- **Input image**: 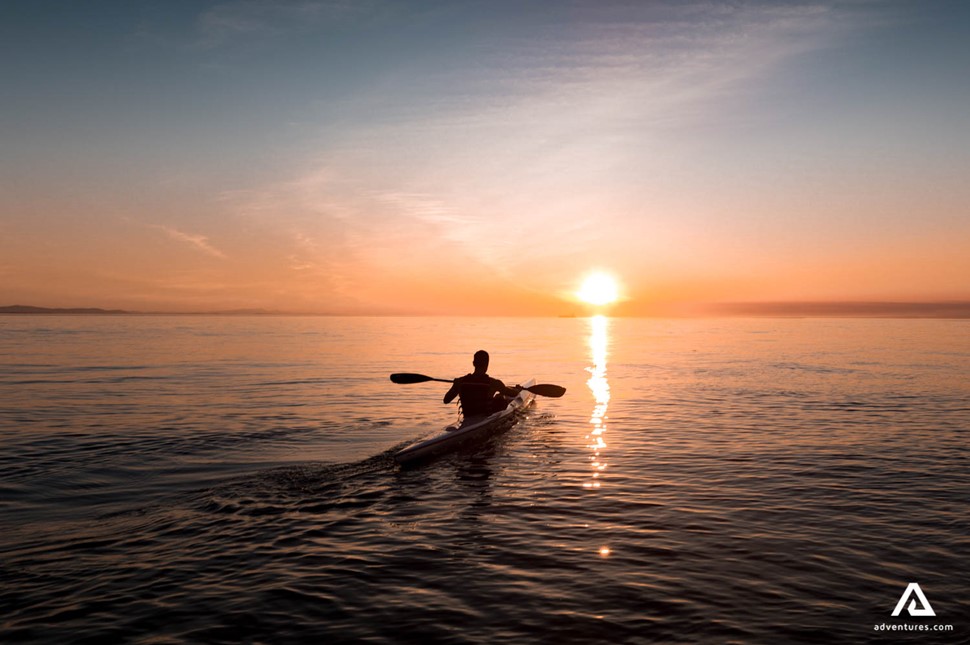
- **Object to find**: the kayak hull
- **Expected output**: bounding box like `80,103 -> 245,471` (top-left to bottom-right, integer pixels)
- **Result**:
394,378 -> 536,465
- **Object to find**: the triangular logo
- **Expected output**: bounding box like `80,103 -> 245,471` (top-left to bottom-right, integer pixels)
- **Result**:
891,583 -> 936,617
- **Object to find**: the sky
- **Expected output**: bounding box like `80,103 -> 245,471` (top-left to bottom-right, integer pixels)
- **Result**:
2,0 -> 969,315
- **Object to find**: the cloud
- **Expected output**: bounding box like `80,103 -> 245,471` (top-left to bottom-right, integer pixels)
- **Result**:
371,191 -> 478,239
287,0 -> 881,223
326,2 -> 876,145
216,172 -> 370,301
151,225 -> 227,259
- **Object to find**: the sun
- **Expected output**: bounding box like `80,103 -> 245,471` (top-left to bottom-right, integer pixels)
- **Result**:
577,272 -> 619,306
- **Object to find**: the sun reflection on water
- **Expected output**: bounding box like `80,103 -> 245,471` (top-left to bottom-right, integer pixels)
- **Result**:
584,316 -> 610,498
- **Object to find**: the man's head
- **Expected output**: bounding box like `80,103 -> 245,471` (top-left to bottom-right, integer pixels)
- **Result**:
472,350 -> 489,372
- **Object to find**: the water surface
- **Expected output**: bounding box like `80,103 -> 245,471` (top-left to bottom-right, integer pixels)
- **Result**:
2,316 -> 968,642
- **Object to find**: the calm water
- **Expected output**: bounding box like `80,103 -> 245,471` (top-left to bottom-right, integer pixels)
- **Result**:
1,316 -> 968,643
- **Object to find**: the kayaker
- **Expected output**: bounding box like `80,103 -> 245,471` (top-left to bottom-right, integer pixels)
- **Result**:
444,350 -> 522,417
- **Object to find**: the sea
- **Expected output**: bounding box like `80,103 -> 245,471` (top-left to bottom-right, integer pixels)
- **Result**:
1,315 -> 968,644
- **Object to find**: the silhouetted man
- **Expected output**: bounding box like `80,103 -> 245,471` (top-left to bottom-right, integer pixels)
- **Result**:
444,350 -> 521,417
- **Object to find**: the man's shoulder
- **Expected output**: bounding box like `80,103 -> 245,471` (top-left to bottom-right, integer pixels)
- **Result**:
457,373 -> 496,386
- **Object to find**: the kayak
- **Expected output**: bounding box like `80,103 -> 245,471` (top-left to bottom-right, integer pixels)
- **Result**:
394,378 -> 536,465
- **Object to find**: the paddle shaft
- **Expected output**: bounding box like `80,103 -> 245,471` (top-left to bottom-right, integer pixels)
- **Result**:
390,373 -> 565,398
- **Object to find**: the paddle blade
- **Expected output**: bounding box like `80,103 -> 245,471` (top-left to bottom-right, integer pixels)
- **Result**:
390,373 -> 435,384
526,383 -> 566,398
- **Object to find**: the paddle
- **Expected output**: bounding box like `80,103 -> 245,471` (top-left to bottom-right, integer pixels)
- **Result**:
390,373 -> 566,398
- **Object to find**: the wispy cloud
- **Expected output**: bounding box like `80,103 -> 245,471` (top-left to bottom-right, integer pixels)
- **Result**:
372,191 -> 478,239
151,225 -> 227,259
257,1 -> 884,272
371,3 -> 854,135
217,172 -> 369,302
288,2 -> 879,212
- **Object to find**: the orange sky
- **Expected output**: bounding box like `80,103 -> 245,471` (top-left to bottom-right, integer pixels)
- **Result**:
2,2 -> 969,315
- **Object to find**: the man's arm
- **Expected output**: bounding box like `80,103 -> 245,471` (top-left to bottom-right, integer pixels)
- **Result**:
443,378 -> 462,404
492,378 -> 521,398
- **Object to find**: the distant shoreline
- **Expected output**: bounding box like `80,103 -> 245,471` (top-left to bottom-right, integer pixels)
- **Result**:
706,301 -> 970,319
0,305 -> 278,316
3,303 -> 970,318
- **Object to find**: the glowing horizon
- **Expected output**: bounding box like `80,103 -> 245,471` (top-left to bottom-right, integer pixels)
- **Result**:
2,2 -> 969,316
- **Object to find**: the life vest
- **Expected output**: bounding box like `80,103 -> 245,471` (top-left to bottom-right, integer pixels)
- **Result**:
458,373 -> 496,416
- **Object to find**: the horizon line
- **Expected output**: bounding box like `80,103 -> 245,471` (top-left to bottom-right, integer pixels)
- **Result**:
3,302 -> 970,319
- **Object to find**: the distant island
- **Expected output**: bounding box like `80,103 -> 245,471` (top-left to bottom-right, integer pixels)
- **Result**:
0,305 -> 132,315
0,305 -> 277,316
